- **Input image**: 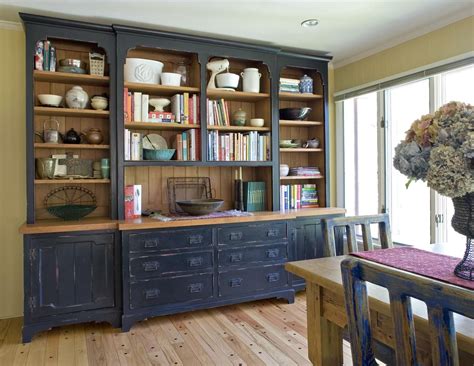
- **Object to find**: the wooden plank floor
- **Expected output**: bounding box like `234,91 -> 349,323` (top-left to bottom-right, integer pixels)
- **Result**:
0,293 -> 353,365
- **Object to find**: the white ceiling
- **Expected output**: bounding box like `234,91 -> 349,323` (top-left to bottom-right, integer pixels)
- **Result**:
0,0 -> 473,65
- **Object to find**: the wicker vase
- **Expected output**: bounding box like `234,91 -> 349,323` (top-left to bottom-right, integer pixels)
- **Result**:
452,192 -> 474,280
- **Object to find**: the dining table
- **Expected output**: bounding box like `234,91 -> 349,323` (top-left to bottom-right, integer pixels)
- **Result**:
285,243 -> 474,366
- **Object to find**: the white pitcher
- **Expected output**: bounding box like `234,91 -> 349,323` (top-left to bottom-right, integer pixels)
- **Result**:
241,68 -> 261,93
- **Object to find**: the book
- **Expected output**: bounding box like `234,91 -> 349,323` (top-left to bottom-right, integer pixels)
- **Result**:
133,92 -> 142,122
183,93 -> 189,123
133,185 -> 142,218
182,132 -> 188,160
126,92 -> 132,123
124,185 -> 135,219
123,88 -> 129,122
141,94 -> 149,122
124,129 -> 131,160
131,132 -> 142,160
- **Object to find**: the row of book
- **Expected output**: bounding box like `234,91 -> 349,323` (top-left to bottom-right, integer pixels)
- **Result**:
123,89 -> 199,124
124,129 -> 199,161
35,40 -> 56,72
207,131 -> 271,161
243,181 -> 266,212
279,77 -> 300,93
206,99 -> 231,126
280,184 -> 319,210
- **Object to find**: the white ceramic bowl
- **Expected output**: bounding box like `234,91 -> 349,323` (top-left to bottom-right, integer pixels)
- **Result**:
160,72 -> 182,86
149,98 -> 170,112
91,98 -> 108,110
124,58 -> 164,84
38,94 -> 63,107
280,164 -> 289,177
216,72 -> 239,89
249,118 -> 264,127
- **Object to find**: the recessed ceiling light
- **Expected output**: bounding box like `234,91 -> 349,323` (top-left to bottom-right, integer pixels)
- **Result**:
301,19 -> 319,28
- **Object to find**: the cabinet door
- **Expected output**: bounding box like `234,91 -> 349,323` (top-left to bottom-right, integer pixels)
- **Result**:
27,233 -> 115,318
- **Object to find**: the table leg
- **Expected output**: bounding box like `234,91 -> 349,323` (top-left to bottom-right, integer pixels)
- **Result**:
306,282 -> 343,365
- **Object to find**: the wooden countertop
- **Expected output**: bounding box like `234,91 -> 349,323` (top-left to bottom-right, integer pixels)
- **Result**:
118,207 -> 346,231
19,207 -> 346,234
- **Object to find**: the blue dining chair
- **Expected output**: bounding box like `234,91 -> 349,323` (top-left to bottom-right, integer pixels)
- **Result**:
341,257 -> 474,366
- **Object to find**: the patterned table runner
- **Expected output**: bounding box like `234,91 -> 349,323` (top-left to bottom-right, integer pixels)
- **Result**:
150,210 -> 253,222
352,247 -> 474,290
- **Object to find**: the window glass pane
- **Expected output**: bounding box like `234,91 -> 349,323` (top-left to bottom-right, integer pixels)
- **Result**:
343,93 -> 379,218
387,79 -> 431,245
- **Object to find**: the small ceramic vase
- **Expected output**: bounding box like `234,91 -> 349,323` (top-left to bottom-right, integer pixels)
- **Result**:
241,68 -> 261,93
65,86 -> 89,109
299,74 -> 313,94
101,158 -> 110,179
232,108 -> 247,126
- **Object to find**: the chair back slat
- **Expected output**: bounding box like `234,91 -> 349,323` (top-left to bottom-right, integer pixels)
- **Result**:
341,258 -> 474,366
323,214 -> 393,257
428,307 -> 459,366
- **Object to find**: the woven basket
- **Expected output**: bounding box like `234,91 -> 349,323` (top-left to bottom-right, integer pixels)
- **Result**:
451,192 -> 474,237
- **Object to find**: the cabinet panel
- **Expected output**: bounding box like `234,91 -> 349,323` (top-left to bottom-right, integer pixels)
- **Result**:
128,228 -> 212,253
129,250 -> 213,279
28,233 -> 115,318
218,264 -> 288,297
217,222 -> 287,245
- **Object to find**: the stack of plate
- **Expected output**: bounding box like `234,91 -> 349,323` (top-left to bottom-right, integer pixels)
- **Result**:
289,166 -> 321,176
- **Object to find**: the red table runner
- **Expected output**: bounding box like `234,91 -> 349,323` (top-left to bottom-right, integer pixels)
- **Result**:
352,247 -> 474,290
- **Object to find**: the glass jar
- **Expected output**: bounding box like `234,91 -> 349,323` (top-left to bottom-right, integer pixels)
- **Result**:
176,61 -> 188,86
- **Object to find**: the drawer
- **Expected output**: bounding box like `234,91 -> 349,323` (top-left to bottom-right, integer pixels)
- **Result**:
218,265 -> 288,297
217,222 -> 287,245
218,243 -> 288,267
129,273 -> 213,310
130,250 -> 213,278
128,228 -> 212,252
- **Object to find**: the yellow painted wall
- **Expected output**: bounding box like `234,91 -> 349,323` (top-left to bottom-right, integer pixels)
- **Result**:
0,26 -> 25,318
334,16 -> 474,92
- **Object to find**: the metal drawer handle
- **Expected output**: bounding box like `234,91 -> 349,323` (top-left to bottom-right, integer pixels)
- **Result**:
188,283 -> 203,293
266,248 -> 280,258
229,253 -> 243,263
267,229 -> 279,237
188,257 -> 203,267
143,261 -> 160,272
188,234 -> 203,245
144,239 -> 159,248
145,288 -> 160,299
229,278 -> 243,287
229,232 -> 243,241
266,273 -> 280,283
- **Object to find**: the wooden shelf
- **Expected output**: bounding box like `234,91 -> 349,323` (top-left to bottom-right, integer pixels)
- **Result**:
280,148 -> 323,153
124,82 -> 200,96
206,89 -> 270,102
35,179 -> 111,184
207,125 -> 271,132
279,120 -> 323,126
34,143 -> 110,149
33,70 -> 110,86
125,122 -> 200,131
279,92 -> 323,101
34,106 -> 110,118
280,175 -> 324,180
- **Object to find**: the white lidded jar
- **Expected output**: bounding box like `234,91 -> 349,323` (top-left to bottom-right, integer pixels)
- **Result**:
65,86 -> 89,109
241,68 -> 261,93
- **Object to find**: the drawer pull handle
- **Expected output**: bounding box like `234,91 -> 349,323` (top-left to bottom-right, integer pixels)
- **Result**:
266,249 -> 279,258
229,253 -> 243,263
143,261 -> 160,272
188,234 -> 204,245
229,278 -> 243,287
144,239 -> 159,248
229,232 -> 243,241
266,273 -> 280,283
188,257 -> 203,267
145,288 -> 160,299
188,283 -> 203,293
267,229 -> 279,237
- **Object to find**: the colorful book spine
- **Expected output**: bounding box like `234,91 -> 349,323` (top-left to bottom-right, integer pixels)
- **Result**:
141,94 -> 149,122
124,185 -> 135,219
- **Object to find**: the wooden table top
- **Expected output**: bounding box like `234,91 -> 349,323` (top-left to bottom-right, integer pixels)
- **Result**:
285,243 -> 474,348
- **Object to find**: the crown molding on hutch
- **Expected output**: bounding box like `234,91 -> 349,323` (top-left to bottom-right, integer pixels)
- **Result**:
0,20 -> 22,31
333,12 -> 474,69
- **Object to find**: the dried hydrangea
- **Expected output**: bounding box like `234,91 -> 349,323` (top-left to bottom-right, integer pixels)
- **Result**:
394,101 -> 474,198
426,146 -> 473,198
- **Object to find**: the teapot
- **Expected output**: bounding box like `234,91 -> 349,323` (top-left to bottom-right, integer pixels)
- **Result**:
63,128 -> 81,144
35,119 -> 60,144
303,137 -> 320,148
82,128 -> 104,145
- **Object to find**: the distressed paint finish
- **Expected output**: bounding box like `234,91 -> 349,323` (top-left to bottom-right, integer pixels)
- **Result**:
323,214 -> 393,257
341,257 -> 474,366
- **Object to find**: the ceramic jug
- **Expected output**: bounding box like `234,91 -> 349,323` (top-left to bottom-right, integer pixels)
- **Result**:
299,74 -> 313,94
241,68 -> 261,93
232,108 -> 247,126
65,86 -> 89,109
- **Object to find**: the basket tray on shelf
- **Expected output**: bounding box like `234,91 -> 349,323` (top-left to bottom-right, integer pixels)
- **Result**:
44,186 -> 97,220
